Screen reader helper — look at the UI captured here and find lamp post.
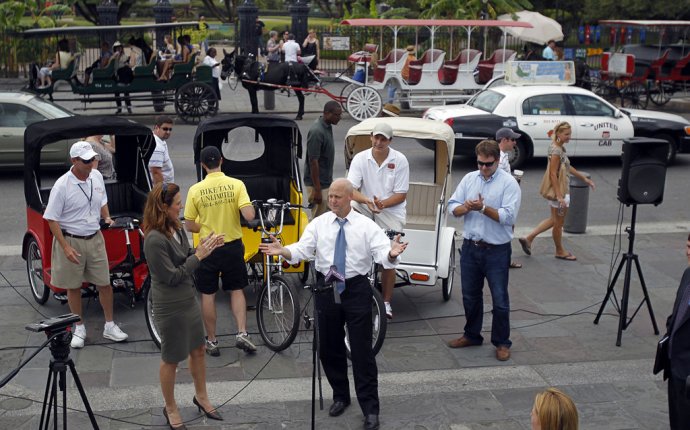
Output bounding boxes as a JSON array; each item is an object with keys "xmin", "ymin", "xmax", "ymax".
[
  {"xmin": 237, "ymin": 0, "xmax": 259, "ymax": 56},
  {"xmin": 96, "ymin": 0, "xmax": 118, "ymax": 48},
  {"xmin": 153, "ymin": 0, "xmax": 173, "ymax": 50},
  {"xmin": 289, "ymin": 0, "xmax": 309, "ymax": 45},
  {"xmin": 480, "ymin": 0, "xmax": 489, "ymax": 58}
]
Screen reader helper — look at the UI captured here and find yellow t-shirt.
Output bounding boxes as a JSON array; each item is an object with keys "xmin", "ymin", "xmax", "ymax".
[{"xmin": 184, "ymin": 172, "xmax": 251, "ymax": 242}]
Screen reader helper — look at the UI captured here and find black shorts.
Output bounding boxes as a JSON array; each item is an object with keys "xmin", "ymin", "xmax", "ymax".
[{"xmin": 194, "ymin": 239, "xmax": 247, "ymax": 294}]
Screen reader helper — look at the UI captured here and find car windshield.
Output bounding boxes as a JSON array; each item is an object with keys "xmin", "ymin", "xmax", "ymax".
[
  {"xmin": 467, "ymin": 90, "xmax": 504, "ymax": 113},
  {"xmin": 27, "ymin": 97, "xmax": 73, "ymax": 119}
]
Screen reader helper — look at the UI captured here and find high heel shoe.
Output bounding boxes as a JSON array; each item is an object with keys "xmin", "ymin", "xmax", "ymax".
[
  {"xmin": 192, "ymin": 396, "xmax": 223, "ymax": 421},
  {"xmin": 162, "ymin": 407, "xmax": 188, "ymax": 430}
]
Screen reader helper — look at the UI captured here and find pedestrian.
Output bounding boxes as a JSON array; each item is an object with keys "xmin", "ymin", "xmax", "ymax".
[
  {"xmin": 259, "ymin": 178, "xmax": 408, "ymax": 430},
  {"xmin": 38, "ymin": 38, "xmax": 72, "ymax": 88},
  {"xmin": 198, "ymin": 15, "xmax": 209, "ymax": 53},
  {"xmin": 84, "ymin": 134, "xmax": 116, "ymax": 180},
  {"xmin": 347, "ymin": 122, "xmax": 409, "ymax": 320},
  {"xmin": 305, "ymin": 101, "xmax": 343, "ymax": 218},
  {"xmin": 201, "ymin": 47, "xmax": 222, "ymax": 100},
  {"xmin": 142, "ymin": 183, "xmax": 225, "ymax": 430},
  {"xmin": 446, "ymin": 140, "xmax": 521, "ymax": 361},
  {"xmin": 184, "ymin": 146, "xmax": 257, "ymax": 357},
  {"xmin": 386, "ymin": 45, "xmax": 416, "ymax": 103},
  {"xmin": 518, "ymin": 122, "xmax": 595, "ymax": 261},
  {"xmin": 663, "ymin": 233, "xmax": 690, "ymax": 429},
  {"xmin": 495, "ymin": 127, "xmax": 523, "ymax": 269},
  {"xmin": 110, "ymin": 41, "xmax": 133, "ymax": 114},
  {"xmin": 542, "ymin": 40, "xmax": 556, "ymax": 61},
  {"xmin": 255, "ymin": 18, "xmax": 266, "ymax": 56},
  {"xmin": 531, "ymin": 388, "xmax": 579, "ymax": 430},
  {"xmin": 282, "ymin": 33, "xmax": 300, "ymax": 63},
  {"xmin": 302, "ymin": 29, "xmax": 320, "ymax": 70},
  {"xmin": 148, "ymin": 115, "xmax": 175, "ymax": 185},
  {"xmin": 43, "ymin": 141, "xmax": 129, "ymax": 349},
  {"xmin": 266, "ymin": 31, "xmax": 281, "ymax": 66}
]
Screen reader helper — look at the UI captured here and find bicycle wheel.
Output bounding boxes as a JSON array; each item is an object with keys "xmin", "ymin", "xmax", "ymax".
[
  {"xmin": 143, "ymin": 276, "xmax": 162, "ymax": 348},
  {"xmin": 256, "ymin": 274, "xmax": 300, "ymax": 352},
  {"xmin": 345, "ymin": 286, "xmax": 387, "ymax": 358}
]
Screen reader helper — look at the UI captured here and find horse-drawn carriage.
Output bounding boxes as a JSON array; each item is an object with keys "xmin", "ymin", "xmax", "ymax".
[{"xmin": 23, "ymin": 22, "xmax": 219, "ymax": 124}]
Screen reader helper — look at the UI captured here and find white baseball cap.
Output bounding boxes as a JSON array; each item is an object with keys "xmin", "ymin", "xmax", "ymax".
[
  {"xmin": 371, "ymin": 122, "xmax": 393, "ymax": 140},
  {"xmin": 70, "ymin": 141, "xmax": 98, "ymax": 160}
]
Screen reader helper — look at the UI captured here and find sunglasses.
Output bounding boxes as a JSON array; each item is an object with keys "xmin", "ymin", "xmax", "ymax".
[
  {"xmin": 477, "ymin": 160, "xmax": 495, "ymax": 167},
  {"xmin": 159, "ymin": 127, "xmax": 173, "ymax": 132},
  {"xmin": 80, "ymin": 157, "xmax": 95, "ymax": 164}
]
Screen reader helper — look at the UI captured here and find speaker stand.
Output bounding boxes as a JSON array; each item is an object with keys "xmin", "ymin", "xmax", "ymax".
[{"xmin": 594, "ymin": 204, "xmax": 660, "ymax": 346}]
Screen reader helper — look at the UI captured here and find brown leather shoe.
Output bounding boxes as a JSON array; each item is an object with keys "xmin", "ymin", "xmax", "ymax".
[
  {"xmin": 448, "ymin": 336, "xmax": 481, "ymax": 348},
  {"xmin": 496, "ymin": 346, "xmax": 511, "ymax": 361}
]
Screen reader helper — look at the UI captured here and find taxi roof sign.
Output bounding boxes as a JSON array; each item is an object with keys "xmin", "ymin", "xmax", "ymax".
[{"xmin": 504, "ymin": 61, "xmax": 576, "ymax": 86}]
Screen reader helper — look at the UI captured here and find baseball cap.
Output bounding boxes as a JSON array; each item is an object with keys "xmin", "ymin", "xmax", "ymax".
[
  {"xmin": 371, "ymin": 122, "xmax": 393, "ymax": 140},
  {"xmin": 112, "ymin": 41, "xmax": 122, "ymax": 48},
  {"xmin": 200, "ymin": 146, "xmax": 221, "ymax": 165},
  {"xmin": 70, "ymin": 141, "xmax": 98, "ymax": 160},
  {"xmin": 495, "ymin": 127, "xmax": 521, "ymax": 140}
]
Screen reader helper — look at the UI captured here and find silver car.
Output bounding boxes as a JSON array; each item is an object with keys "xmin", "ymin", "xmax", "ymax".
[{"xmin": 0, "ymin": 92, "xmax": 75, "ymax": 169}]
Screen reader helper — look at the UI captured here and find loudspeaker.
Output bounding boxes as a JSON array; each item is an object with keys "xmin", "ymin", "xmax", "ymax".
[{"xmin": 617, "ymin": 138, "xmax": 667, "ymax": 206}]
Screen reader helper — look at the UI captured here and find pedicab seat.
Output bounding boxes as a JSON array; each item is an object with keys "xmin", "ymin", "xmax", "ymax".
[
  {"xmin": 405, "ymin": 182, "xmax": 443, "ymax": 231},
  {"xmin": 476, "ymin": 49, "xmax": 515, "ymax": 84},
  {"xmin": 374, "ymin": 49, "xmax": 406, "ymax": 82},
  {"xmin": 439, "ymin": 49, "xmax": 481, "ymax": 85},
  {"xmin": 103, "ymin": 180, "xmax": 148, "ymax": 218},
  {"xmin": 133, "ymin": 52, "xmax": 157, "ymax": 77},
  {"xmin": 407, "ymin": 49, "xmax": 445, "ymax": 85},
  {"xmin": 52, "ymin": 55, "xmax": 80, "ymax": 83},
  {"xmin": 237, "ymin": 175, "xmax": 295, "ymax": 227},
  {"xmin": 172, "ymin": 53, "xmax": 199, "ymax": 77},
  {"xmin": 670, "ymin": 52, "xmax": 690, "ymax": 81},
  {"xmin": 92, "ymin": 60, "xmax": 117, "ymax": 81}
]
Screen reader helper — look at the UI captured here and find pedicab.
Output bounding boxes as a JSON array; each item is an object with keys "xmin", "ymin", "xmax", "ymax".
[
  {"xmin": 22, "ymin": 115, "xmax": 155, "ymax": 308},
  {"xmin": 344, "ymin": 117, "xmax": 457, "ymax": 300}
]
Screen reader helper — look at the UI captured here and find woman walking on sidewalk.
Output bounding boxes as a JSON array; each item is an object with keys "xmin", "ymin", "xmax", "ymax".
[{"xmin": 519, "ymin": 122, "xmax": 595, "ymax": 261}]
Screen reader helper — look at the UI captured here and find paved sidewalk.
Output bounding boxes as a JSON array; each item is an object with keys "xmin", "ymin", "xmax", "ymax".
[{"xmin": 0, "ymin": 229, "xmax": 681, "ymax": 429}]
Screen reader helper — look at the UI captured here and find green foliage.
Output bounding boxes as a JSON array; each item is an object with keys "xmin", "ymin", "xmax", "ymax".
[
  {"xmin": 418, "ymin": 0, "xmax": 531, "ymax": 19},
  {"xmin": 380, "ymin": 8, "xmax": 416, "ymax": 19},
  {"xmin": 369, "ymin": 0, "xmax": 377, "ymax": 18}
]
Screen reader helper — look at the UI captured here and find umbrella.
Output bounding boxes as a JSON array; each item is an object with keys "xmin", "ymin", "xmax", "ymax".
[{"xmin": 497, "ymin": 10, "xmax": 564, "ymax": 45}]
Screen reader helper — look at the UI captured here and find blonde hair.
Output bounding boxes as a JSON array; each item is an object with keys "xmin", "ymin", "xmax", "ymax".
[
  {"xmin": 533, "ymin": 388, "xmax": 579, "ymax": 430},
  {"xmin": 552, "ymin": 121, "xmax": 571, "ymax": 144}
]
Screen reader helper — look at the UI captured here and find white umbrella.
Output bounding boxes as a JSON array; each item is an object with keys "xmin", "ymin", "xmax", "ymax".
[{"xmin": 497, "ymin": 10, "xmax": 564, "ymax": 45}]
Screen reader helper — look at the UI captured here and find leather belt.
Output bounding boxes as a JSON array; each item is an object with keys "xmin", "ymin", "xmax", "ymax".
[
  {"xmin": 62, "ymin": 230, "xmax": 98, "ymax": 240},
  {"xmin": 464, "ymin": 238, "xmax": 496, "ymax": 249}
]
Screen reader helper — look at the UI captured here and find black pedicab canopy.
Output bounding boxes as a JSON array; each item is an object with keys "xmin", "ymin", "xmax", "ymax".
[{"xmin": 24, "ymin": 115, "xmax": 154, "ymax": 213}]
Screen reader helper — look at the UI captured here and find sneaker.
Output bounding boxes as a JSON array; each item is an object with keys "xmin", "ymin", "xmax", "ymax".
[
  {"xmin": 205, "ymin": 337, "xmax": 220, "ymax": 357},
  {"xmin": 70, "ymin": 324, "xmax": 86, "ymax": 349},
  {"xmin": 236, "ymin": 332, "xmax": 257, "ymax": 353},
  {"xmin": 384, "ymin": 302, "xmax": 393, "ymax": 320},
  {"xmin": 103, "ymin": 323, "xmax": 128, "ymax": 342}
]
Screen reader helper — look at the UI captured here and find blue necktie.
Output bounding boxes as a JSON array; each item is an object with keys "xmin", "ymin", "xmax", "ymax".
[{"xmin": 334, "ymin": 218, "xmax": 348, "ymax": 294}]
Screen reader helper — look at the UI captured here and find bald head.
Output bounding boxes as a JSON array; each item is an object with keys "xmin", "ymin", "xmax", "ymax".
[{"xmin": 328, "ymin": 178, "xmax": 353, "ymax": 217}]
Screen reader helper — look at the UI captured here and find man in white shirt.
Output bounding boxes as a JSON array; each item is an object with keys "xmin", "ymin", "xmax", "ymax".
[
  {"xmin": 347, "ymin": 122, "xmax": 409, "ymax": 319},
  {"xmin": 43, "ymin": 141, "xmax": 129, "ymax": 349},
  {"xmin": 148, "ymin": 115, "xmax": 175, "ymax": 184},
  {"xmin": 259, "ymin": 178, "xmax": 407, "ymax": 430},
  {"xmin": 282, "ymin": 33, "xmax": 300, "ymax": 63},
  {"xmin": 201, "ymin": 47, "xmax": 221, "ymax": 100}
]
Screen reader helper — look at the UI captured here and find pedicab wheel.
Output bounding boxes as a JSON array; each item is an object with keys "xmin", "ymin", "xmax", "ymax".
[
  {"xmin": 256, "ymin": 274, "xmax": 300, "ymax": 352},
  {"xmin": 299, "ymin": 260, "xmax": 310, "ymax": 284},
  {"xmin": 26, "ymin": 237, "xmax": 49, "ymax": 304},
  {"xmin": 442, "ymin": 238, "xmax": 456, "ymax": 302},
  {"xmin": 649, "ymin": 82, "xmax": 673, "ymax": 106},
  {"xmin": 174, "ymin": 81, "xmax": 219, "ymax": 124},
  {"xmin": 345, "ymin": 285, "xmax": 387, "ymax": 359},
  {"xmin": 620, "ymin": 81, "xmax": 648, "ymax": 109},
  {"xmin": 339, "ymin": 83, "xmax": 359, "ymax": 111},
  {"xmin": 346, "ymin": 86, "xmax": 382, "ymax": 121},
  {"xmin": 143, "ymin": 276, "xmax": 162, "ymax": 348},
  {"xmin": 509, "ymin": 140, "xmax": 528, "ymax": 170}
]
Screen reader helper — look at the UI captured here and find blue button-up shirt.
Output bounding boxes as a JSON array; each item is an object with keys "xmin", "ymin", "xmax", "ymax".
[{"xmin": 448, "ymin": 169, "xmax": 521, "ymax": 245}]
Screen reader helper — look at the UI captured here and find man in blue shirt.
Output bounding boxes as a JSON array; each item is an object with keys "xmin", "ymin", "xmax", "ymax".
[
  {"xmin": 543, "ymin": 40, "xmax": 556, "ymax": 60},
  {"xmin": 446, "ymin": 140, "xmax": 521, "ymax": 361}
]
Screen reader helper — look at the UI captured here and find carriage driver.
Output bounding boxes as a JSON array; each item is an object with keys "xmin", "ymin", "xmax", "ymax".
[{"xmin": 43, "ymin": 141, "xmax": 129, "ymax": 349}]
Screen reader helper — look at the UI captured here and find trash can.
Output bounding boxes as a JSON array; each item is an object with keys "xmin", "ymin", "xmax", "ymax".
[
  {"xmin": 263, "ymin": 90, "xmax": 275, "ymax": 110},
  {"xmin": 564, "ymin": 172, "xmax": 590, "ymax": 234}
]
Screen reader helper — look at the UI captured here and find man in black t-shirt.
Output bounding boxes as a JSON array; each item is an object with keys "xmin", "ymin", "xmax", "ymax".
[{"xmin": 255, "ymin": 18, "xmax": 266, "ymax": 56}]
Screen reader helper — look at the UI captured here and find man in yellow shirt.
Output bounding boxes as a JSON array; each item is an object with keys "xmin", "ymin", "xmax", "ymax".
[{"xmin": 184, "ymin": 146, "xmax": 256, "ymax": 356}]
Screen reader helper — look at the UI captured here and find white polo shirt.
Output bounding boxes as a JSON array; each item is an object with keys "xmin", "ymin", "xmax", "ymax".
[
  {"xmin": 43, "ymin": 168, "xmax": 108, "ymax": 236},
  {"xmin": 347, "ymin": 147, "xmax": 409, "ymax": 222},
  {"xmin": 283, "ymin": 40, "xmax": 300, "ymax": 62},
  {"xmin": 149, "ymin": 134, "xmax": 175, "ymax": 184}
]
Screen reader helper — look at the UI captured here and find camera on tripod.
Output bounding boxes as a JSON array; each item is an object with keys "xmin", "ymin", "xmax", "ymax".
[{"xmin": 26, "ymin": 313, "xmax": 80, "ymax": 334}]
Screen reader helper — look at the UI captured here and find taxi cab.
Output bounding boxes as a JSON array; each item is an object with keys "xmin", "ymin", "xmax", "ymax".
[{"xmin": 422, "ymin": 61, "xmax": 690, "ymax": 168}]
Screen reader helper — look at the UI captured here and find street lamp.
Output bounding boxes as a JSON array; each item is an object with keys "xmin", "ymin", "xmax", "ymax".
[{"xmin": 480, "ymin": 0, "xmax": 489, "ymax": 57}]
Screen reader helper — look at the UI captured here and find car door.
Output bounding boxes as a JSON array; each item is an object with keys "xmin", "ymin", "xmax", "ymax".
[
  {"xmin": 0, "ymin": 102, "xmax": 28, "ymax": 168},
  {"xmin": 518, "ymin": 94, "xmax": 575, "ymax": 156},
  {"xmin": 566, "ymin": 93, "xmax": 634, "ymax": 156}
]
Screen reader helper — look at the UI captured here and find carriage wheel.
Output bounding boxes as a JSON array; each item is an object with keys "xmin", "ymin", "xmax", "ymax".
[
  {"xmin": 175, "ymin": 82, "xmax": 219, "ymax": 124},
  {"xmin": 339, "ymin": 83, "xmax": 359, "ymax": 111},
  {"xmin": 620, "ymin": 81, "xmax": 648, "ymax": 109},
  {"xmin": 649, "ymin": 81, "xmax": 673, "ymax": 106},
  {"xmin": 592, "ymin": 79, "xmax": 620, "ymax": 104},
  {"xmin": 346, "ymin": 86, "xmax": 382, "ymax": 121}
]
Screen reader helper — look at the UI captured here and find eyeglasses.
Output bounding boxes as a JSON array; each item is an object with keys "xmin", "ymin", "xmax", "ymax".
[
  {"xmin": 160, "ymin": 127, "xmax": 173, "ymax": 132},
  {"xmin": 477, "ymin": 160, "xmax": 495, "ymax": 167},
  {"xmin": 80, "ymin": 157, "xmax": 95, "ymax": 164}
]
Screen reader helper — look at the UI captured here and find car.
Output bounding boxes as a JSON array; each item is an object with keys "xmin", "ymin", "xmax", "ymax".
[
  {"xmin": 422, "ymin": 84, "xmax": 690, "ymax": 168},
  {"xmin": 0, "ymin": 91, "xmax": 75, "ymax": 169}
]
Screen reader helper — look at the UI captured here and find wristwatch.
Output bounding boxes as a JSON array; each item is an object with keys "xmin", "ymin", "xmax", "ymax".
[{"xmin": 479, "ymin": 204, "xmax": 486, "ymax": 214}]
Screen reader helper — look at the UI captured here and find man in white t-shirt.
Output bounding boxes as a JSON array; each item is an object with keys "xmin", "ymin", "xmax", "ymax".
[
  {"xmin": 282, "ymin": 33, "xmax": 300, "ymax": 63},
  {"xmin": 496, "ymin": 127, "xmax": 523, "ymax": 269},
  {"xmin": 347, "ymin": 122, "xmax": 409, "ymax": 319},
  {"xmin": 148, "ymin": 115, "xmax": 175, "ymax": 184}
]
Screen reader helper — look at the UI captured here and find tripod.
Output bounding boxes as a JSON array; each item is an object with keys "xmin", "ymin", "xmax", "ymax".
[
  {"xmin": 39, "ymin": 329, "xmax": 99, "ymax": 430},
  {"xmin": 594, "ymin": 204, "xmax": 659, "ymax": 346}
]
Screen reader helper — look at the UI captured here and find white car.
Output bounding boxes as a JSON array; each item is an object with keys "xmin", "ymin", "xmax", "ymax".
[
  {"xmin": 422, "ymin": 84, "xmax": 690, "ymax": 168},
  {"xmin": 0, "ymin": 91, "xmax": 75, "ymax": 169}
]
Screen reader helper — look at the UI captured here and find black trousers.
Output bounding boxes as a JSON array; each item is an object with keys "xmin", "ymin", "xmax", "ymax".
[
  {"xmin": 315, "ymin": 274, "xmax": 379, "ymax": 416},
  {"xmin": 668, "ymin": 373, "xmax": 690, "ymax": 429}
]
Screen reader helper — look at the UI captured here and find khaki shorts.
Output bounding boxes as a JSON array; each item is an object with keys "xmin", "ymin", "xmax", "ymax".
[
  {"xmin": 50, "ymin": 232, "xmax": 110, "ymax": 289},
  {"xmin": 306, "ymin": 186, "xmax": 330, "ymax": 219},
  {"xmin": 351, "ymin": 200, "xmax": 405, "ymax": 232}
]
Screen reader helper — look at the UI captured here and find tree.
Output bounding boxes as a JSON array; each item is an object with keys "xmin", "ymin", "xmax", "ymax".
[
  {"xmin": 73, "ymin": 0, "xmax": 136, "ymax": 25},
  {"xmin": 418, "ymin": 0, "xmax": 532, "ymax": 19}
]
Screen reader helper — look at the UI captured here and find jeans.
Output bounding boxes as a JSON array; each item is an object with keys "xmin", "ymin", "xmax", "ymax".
[{"xmin": 460, "ymin": 240, "xmax": 512, "ymax": 347}]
